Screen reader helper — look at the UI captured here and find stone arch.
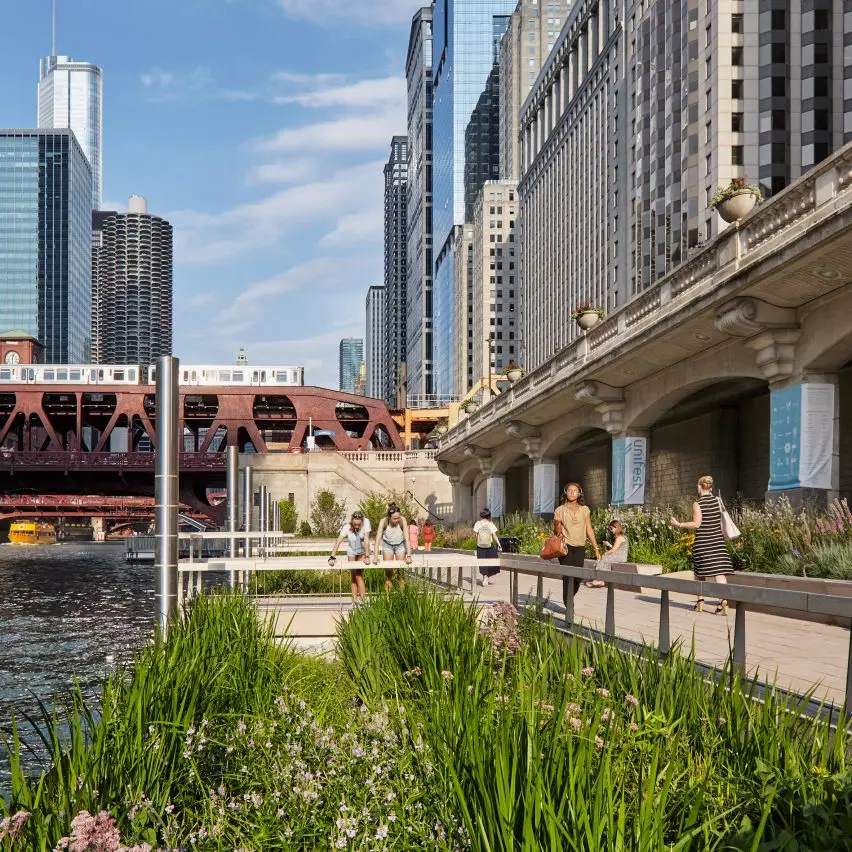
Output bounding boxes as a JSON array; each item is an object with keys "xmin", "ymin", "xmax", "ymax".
[
  {"xmin": 624, "ymin": 342, "xmax": 765, "ymax": 431},
  {"xmin": 539, "ymin": 405, "xmax": 608, "ymax": 459},
  {"xmin": 797, "ymin": 288, "xmax": 852, "ymax": 373},
  {"xmin": 491, "ymin": 442, "xmax": 528, "ymax": 475}
]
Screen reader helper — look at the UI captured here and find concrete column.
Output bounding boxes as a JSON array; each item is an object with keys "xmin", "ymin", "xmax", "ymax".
[
  {"xmin": 532, "ymin": 457, "xmax": 559, "ymax": 519},
  {"xmin": 561, "ymin": 63, "xmax": 570, "ymax": 111},
  {"xmin": 450, "ymin": 477, "xmax": 472, "ymax": 524},
  {"xmin": 589, "ymin": 12, "xmax": 599, "ymax": 63},
  {"xmin": 767, "ymin": 376, "xmax": 839, "ymax": 506},
  {"xmin": 611, "ymin": 433, "xmax": 649, "ymax": 506},
  {"xmin": 486, "ymin": 474, "xmax": 506, "ymax": 520},
  {"xmin": 571, "ymin": 45, "xmax": 580, "ymax": 96}
]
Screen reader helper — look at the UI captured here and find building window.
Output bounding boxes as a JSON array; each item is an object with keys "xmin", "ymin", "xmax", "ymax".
[
  {"xmin": 814, "ymin": 9, "xmax": 829, "ymax": 29},
  {"xmin": 732, "ymin": 112, "xmax": 743, "ymax": 132},
  {"xmin": 771, "ymin": 9, "xmax": 785, "ymax": 29},
  {"xmin": 731, "ymin": 145, "xmax": 744, "ymax": 166},
  {"xmin": 771, "ymin": 77, "xmax": 786, "ymax": 97},
  {"xmin": 731, "ymin": 79, "xmax": 743, "ymax": 99},
  {"xmin": 731, "ymin": 13, "xmax": 743, "ymax": 34},
  {"xmin": 732, "ymin": 46, "xmax": 743, "ymax": 66},
  {"xmin": 771, "ymin": 42, "xmax": 786, "ymax": 64}
]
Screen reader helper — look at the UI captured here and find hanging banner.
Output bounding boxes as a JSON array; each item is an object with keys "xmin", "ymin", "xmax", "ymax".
[
  {"xmin": 800, "ymin": 383, "xmax": 835, "ymax": 490},
  {"xmin": 769, "ymin": 383, "xmax": 834, "ymax": 491},
  {"xmin": 533, "ymin": 461, "xmax": 557, "ymax": 514},
  {"xmin": 612, "ymin": 436, "xmax": 647, "ymax": 505},
  {"xmin": 487, "ymin": 476, "xmax": 505, "ymax": 519}
]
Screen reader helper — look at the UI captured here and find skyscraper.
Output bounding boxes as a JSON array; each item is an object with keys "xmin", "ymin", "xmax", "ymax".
[
  {"xmin": 383, "ymin": 136, "xmax": 409, "ymax": 406},
  {"xmin": 0, "ymin": 130, "xmax": 92, "ymax": 363},
  {"xmin": 365, "ymin": 285, "xmax": 386, "ymax": 398},
  {"xmin": 38, "ymin": 47, "xmax": 103, "ymax": 210},
  {"xmin": 405, "ymin": 6, "xmax": 434, "ymax": 400},
  {"xmin": 432, "ymin": 0, "xmax": 516, "ymax": 397},
  {"xmin": 498, "ymin": 0, "xmax": 571, "ymax": 181},
  {"xmin": 339, "ymin": 338, "xmax": 364, "ymax": 394},
  {"xmin": 92, "ymin": 196, "xmax": 174, "ymax": 364}
]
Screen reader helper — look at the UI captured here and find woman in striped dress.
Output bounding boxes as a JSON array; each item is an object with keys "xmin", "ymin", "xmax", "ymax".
[{"xmin": 670, "ymin": 475, "xmax": 733, "ymax": 614}]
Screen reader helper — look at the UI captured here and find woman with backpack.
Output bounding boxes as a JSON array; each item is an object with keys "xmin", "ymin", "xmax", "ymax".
[
  {"xmin": 373, "ymin": 503, "xmax": 412, "ymax": 590},
  {"xmin": 473, "ymin": 509, "xmax": 502, "ymax": 587}
]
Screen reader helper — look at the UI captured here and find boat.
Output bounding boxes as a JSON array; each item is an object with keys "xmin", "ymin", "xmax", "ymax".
[
  {"xmin": 8, "ymin": 521, "xmax": 57, "ymax": 545},
  {"xmin": 57, "ymin": 523, "xmax": 95, "ymax": 543}
]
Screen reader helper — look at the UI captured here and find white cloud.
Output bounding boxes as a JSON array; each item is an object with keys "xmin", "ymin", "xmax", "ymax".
[
  {"xmin": 140, "ymin": 67, "xmax": 215, "ymax": 102},
  {"xmin": 168, "ymin": 160, "xmax": 384, "ymax": 265},
  {"xmin": 252, "ymin": 108, "xmax": 404, "ymax": 153},
  {"xmin": 318, "ymin": 210, "xmax": 384, "ymax": 248},
  {"xmin": 244, "ymin": 157, "xmax": 319, "ymax": 186},
  {"xmin": 273, "ymin": 76, "xmax": 405, "ymax": 109},
  {"xmin": 275, "ymin": 0, "xmax": 423, "ymax": 26}
]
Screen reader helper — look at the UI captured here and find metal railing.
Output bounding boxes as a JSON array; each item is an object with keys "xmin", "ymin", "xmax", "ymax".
[
  {"xmin": 0, "ymin": 450, "xmax": 225, "ymax": 471},
  {"xmin": 495, "ymin": 553, "xmax": 852, "ymax": 715}
]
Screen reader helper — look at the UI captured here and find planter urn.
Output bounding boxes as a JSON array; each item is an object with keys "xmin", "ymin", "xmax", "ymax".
[
  {"xmin": 716, "ymin": 190, "xmax": 757, "ymax": 223},
  {"xmin": 463, "ymin": 401, "xmax": 480, "ymax": 414},
  {"xmin": 576, "ymin": 311, "xmax": 601, "ymax": 331},
  {"xmin": 505, "ymin": 368, "xmax": 523, "ymax": 383}
]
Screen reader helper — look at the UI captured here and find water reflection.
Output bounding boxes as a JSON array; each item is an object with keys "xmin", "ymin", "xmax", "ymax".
[{"xmin": 0, "ymin": 542, "xmax": 154, "ymax": 786}]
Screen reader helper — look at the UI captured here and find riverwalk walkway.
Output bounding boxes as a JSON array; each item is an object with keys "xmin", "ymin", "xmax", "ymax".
[{"xmin": 257, "ymin": 565, "xmax": 850, "ymax": 709}]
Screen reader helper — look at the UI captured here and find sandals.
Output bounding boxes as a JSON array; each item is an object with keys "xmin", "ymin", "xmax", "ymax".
[
  {"xmin": 693, "ymin": 598, "xmax": 705, "ymax": 612},
  {"xmin": 715, "ymin": 600, "xmax": 729, "ymax": 616}
]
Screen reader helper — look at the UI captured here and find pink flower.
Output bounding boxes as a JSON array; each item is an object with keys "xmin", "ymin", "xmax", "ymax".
[
  {"xmin": 0, "ymin": 811, "xmax": 31, "ymax": 843},
  {"xmin": 581, "ymin": 667, "xmax": 595, "ymax": 678},
  {"xmin": 629, "ymin": 722, "xmax": 639, "ymax": 732},
  {"xmin": 594, "ymin": 736, "xmax": 605, "ymax": 749},
  {"xmin": 595, "ymin": 688, "xmax": 610, "ymax": 698},
  {"xmin": 441, "ymin": 670, "xmax": 454, "ymax": 682},
  {"xmin": 625, "ymin": 694, "xmax": 639, "ymax": 708}
]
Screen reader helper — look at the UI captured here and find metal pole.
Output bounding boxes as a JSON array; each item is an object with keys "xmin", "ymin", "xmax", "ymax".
[
  {"xmin": 733, "ymin": 603, "xmax": 746, "ymax": 674},
  {"xmin": 226, "ymin": 445, "xmax": 239, "ymax": 588},
  {"xmin": 604, "ymin": 583, "xmax": 615, "ymax": 637},
  {"xmin": 260, "ymin": 484, "xmax": 267, "ymax": 558},
  {"xmin": 658, "ymin": 590, "xmax": 671, "ymax": 656},
  {"xmin": 154, "ymin": 355, "xmax": 179, "ymax": 637},
  {"xmin": 243, "ymin": 465, "xmax": 253, "ymax": 582}
]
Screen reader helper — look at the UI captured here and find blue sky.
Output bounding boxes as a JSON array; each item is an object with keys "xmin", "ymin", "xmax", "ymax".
[{"xmin": 1, "ymin": 0, "xmax": 424, "ymax": 387}]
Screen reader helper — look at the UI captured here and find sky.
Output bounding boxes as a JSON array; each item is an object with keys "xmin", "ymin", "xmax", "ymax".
[{"xmin": 0, "ymin": 0, "xmax": 425, "ymax": 388}]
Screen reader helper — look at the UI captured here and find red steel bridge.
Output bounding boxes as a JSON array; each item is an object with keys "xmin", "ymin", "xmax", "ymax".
[{"xmin": 0, "ymin": 383, "xmax": 403, "ymax": 523}]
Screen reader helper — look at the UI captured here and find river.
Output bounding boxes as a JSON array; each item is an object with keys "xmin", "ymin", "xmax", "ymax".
[{"xmin": 0, "ymin": 542, "xmax": 155, "ymax": 788}]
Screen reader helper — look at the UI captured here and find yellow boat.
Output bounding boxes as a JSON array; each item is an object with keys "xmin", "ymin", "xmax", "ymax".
[{"xmin": 8, "ymin": 521, "xmax": 57, "ymax": 545}]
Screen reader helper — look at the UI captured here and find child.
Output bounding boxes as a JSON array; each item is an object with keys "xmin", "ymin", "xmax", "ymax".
[
  {"xmin": 586, "ymin": 520, "xmax": 629, "ymax": 588},
  {"xmin": 422, "ymin": 520, "xmax": 436, "ymax": 551}
]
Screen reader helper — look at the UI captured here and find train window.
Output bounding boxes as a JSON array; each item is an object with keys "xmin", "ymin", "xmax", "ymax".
[
  {"xmin": 57, "ymin": 369, "xmax": 68, "ymax": 381},
  {"xmin": 182, "ymin": 371, "xmax": 188, "ymax": 381},
  {"xmin": 252, "ymin": 371, "xmax": 259, "ymax": 383},
  {"xmin": 276, "ymin": 373, "xmax": 288, "ymax": 383},
  {"xmin": 233, "ymin": 371, "xmax": 244, "ymax": 382},
  {"xmin": 27, "ymin": 369, "xmax": 35, "ymax": 381},
  {"xmin": 70, "ymin": 370, "xmax": 82, "ymax": 381},
  {"xmin": 44, "ymin": 369, "xmax": 55, "ymax": 381},
  {"xmin": 191, "ymin": 371, "xmax": 197, "ymax": 381},
  {"xmin": 128, "ymin": 369, "xmax": 136, "ymax": 381},
  {"xmin": 98, "ymin": 370, "xmax": 104, "ymax": 381},
  {"xmin": 219, "ymin": 370, "xmax": 230, "ymax": 382},
  {"xmin": 260, "ymin": 371, "xmax": 266, "ymax": 382},
  {"xmin": 0, "ymin": 369, "xmax": 10, "ymax": 381},
  {"xmin": 114, "ymin": 370, "xmax": 125, "ymax": 381}
]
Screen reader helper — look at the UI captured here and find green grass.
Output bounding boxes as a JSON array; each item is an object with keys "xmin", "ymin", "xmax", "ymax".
[{"xmin": 3, "ymin": 589, "xmax": 851, "ymax": 850}]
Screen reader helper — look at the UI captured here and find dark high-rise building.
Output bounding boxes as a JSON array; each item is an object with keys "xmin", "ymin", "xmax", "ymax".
[
  {"xmin": 405, "ymin": 6, "xmax": 434, "ymax": 401},
  {"xmin": 464, "ymin": 65, "xmax": 501, "ymax": 223},
  {"xmin": 0, "ymin": 130, "xmax": 92, "ymax": 363},
  {"xmin": 92, "ymin": 196, "xmax": 173, "ymax": 364},
  {"xmin": 383, "ymin": 135, "xmax": 409, "ymax": 407}
]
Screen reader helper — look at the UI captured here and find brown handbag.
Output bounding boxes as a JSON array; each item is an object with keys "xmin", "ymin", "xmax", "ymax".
[{"xmin": 540, "ymin": 535, "xmax": 567, "ymax": 560}]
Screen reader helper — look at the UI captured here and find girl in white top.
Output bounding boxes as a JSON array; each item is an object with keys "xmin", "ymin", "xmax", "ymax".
[
  {"xmin": 330, "ymin": 511, "xmax": 371, "ymax": 603},
  {"xmin": 373, "ymin": 504, "xmax": 411, "ymax": 590},
  {"xmin": 587, "ymin": 520, "xmax": 629, "ymax": 588}
]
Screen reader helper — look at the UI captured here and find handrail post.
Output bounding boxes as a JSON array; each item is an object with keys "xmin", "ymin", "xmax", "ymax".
[
  {"xmin": 511, "ymin": 563, "xmax": 519, "ymax": 608},
  {"xmin": 845, "ymin": 624, "xmax": 852, "ymax": 717},
  {"xmin": 536, "ymin": 573, "xmax": 543, "ymax": 602},
  {"xmin": 605, "ymin": 582, "xmax": 615, "ymax": 637},
  {"xmin": 226, "ymin": 445, "xmax": 238, "ymax": 588},
  {"xmin": 733, "ymin": 602, "xmax": 746, "ymax": 674},
  {"xmin": 658, "ymin": 590, "xmax": 670, "ymax": 656},
  {"xmin": 563, "ymin": 568, "xmax": 574, "ymax": 629}
]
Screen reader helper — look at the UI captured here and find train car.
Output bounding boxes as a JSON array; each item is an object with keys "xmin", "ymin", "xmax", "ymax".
[
  {"xmin": 149, "ymin": 364, "xmax": 305, "ymax": 387},
  {"xmin": 0, "ymin": 365, "xmax": 143, "ymax": 385}
]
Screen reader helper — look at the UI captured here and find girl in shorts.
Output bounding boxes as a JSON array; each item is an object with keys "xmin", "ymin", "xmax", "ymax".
[
  {"xmin": 373, "ymin": 504, "xmax": 412, "ymax": 590},
  {"xmin": 331, "ymin": 510, "xmax": 371, "ymax": 603}
]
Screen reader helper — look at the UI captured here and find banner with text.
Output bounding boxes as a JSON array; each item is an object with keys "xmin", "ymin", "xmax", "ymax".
[
  {"xmin": 611, "ymin": 436, "xmax": 647, "ymax": 505},
  {"xmin": 533, "ymin": 461, "xmax": 558, "ymax": 514},
  {"xmin": 769, "ymin": 383, "xmax": 835, "ymax": 491},
  {"xmin": 486, "ymin": 476, "xmax": 505, "ymax": 519}
]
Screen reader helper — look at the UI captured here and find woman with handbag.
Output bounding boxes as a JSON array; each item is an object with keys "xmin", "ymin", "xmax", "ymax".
[
  {"xmin": 670, "ymin": 475, "xmax": 734, "ymax": 614},
  {"xmin": 553, "ymin": 483, "xmax": 601, "ymax": 605}
]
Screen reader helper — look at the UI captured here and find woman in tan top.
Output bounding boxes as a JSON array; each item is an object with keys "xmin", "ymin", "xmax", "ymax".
[{"xmin": 553, "ymin": 482, "xmax": 601, "ymax": 606}]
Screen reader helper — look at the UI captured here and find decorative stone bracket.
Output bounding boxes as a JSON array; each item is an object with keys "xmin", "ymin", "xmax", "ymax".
[
  {"xmin": 574, "ymin": 380, "xmax": 626, "ymax": 435},
  {"xmin": 507, "ymin": 421, "xmax": 543, "ymax": 460},
  {"xmin": 715, "ymin": 297, "xmax": 801, "ymax": 384},
  {"xmin": 462, "ymin": 444, "xmax": 493, "ymax": 476},
  {"xmin": 437, "ymin": 460, "xmax": 459, "ymax": 480}
]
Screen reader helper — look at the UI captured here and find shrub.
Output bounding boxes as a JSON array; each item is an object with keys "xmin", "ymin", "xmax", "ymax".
[
  {"xmin": 498, "ymin": 511, "xmax": 550, "ymax": 554},
  {"xmin": 358, "ymin": 490, "xmax": 420, "ymax": 530},
  {"xmin": 308, "ymin": 489, "xmax": 346, "ymax": 537},
  {"xmin": 277, "ymin": 498, "xmax": 298, "ymax": 534},
  {"xmin": 297, "ymin": 520, "xmax": 313, "ymax": 537}
]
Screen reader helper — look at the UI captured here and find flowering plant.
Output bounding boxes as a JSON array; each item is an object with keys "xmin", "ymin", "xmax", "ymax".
[
  {"xmin": 571, "ymin": 304, "xmax": 606, "ymax": 321},
  {"xmin": 710, "ymin": 177, "xmax": 762, "ymax": 209}
]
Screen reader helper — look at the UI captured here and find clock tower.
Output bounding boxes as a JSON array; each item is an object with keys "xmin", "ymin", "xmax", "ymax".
[{"xmin": 0, "ymin": 332, "xmax": 44, "ymax": 366}]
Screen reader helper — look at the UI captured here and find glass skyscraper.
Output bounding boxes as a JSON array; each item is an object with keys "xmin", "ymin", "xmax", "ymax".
[
  {"xmin": 339, "ymin": 338, "xmax": 364, "ymax": 394},
  {"xmin": 38, "ymin": 55, "xmax": 103, "ymax": 210},
  {"xmin": 432, "ymin": 0, "xmax": 514, "ymax": 396},
  {"xmin": 0, "ymin": 130, "xmax": 92, "ymax": 363}
]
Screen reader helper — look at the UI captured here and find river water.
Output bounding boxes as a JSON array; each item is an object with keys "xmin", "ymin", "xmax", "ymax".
[{"xmin": 0, "ymin": 542, "xmax": 155, "ymax": 787}]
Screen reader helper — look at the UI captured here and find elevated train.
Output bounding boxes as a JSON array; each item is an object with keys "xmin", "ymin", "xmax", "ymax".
[{"xmin": 0, "ymin": 364, "xmax": 305, "ymax": 387}]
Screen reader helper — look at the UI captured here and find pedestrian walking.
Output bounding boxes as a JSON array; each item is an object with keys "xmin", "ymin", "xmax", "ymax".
[
  {"xmin": 670, "ymin": 475, "xmax": 733, "ymax": 614},
  {"xmin": 422, "ymin": 520, "xmax": 436, "ymax": 551},
  {"xmin": 474, "ymin": 509, "xmax": 502, "ymax": 586},
  {"xmin": 408, "ymin": 518, "xmax": 421, "ymax": 552},
  {"xmin": 553, "ymin": 483, "xmax": 601, "ymax": 605},
  {"xmin": 330, "ymin": 510, "xmax": 371, "ymax": 603},
  {"xmin": 374, "ymin": 504, "xmax": 412, "ymax": 590}
]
